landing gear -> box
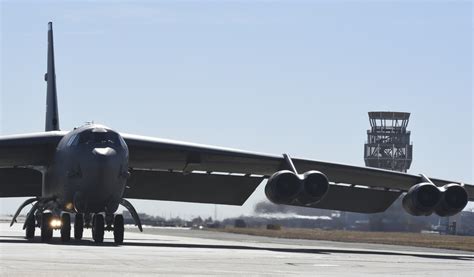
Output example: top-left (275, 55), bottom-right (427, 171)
top-left (113, 214), bottom-right (124, 244)
top-left (25, 215), bottom-right (35, 239)
top-left (92, 214), bottom-right (104, 243)
top-left (12, 198), bottom-right (143, 244)
top-left (74, 213), bottom-right (84, 240)
top-left (41, 212), bottom-right (53, 242)
top-left (84, 213), bottom-right (92, 228)
top-left (89, 213), bottom-right (124, 243)
top-left (60, 213), bottom-right (71, 242)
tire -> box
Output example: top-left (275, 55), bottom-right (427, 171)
top-left (74, 213), bottom-right (84, 240)
top-left (41, 213), bottom-right (53, 242)
top-left (60, 213), bottom-right (71, 242)
top-left (92, 214), bottom-right (104, 243)
top-left (113, 214), bottom-right (124, 244)
top-left (92, 215), bottom-right (96, 241)
top-left (25, 215), bottom-right (35, 239)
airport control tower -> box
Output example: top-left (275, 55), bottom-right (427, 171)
top-left (364, 111), bottom-right (413, 172)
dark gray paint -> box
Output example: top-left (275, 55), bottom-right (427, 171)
top-left (46, 124), bottom-right (129, 213)
top-left (125, 170), bottom-right (263, 205)
top-left (308, 185), bottom-right (401, 213)
top-left (0, 168), bottom-right (41, 197)
top-left (45, 22), bottom-right (59, 132)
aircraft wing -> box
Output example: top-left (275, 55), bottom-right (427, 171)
top-left (0, 168), bottom-right (42, 197)
top-left (122, 134), bottom-right (474, 212)
top-left (0, 131), bottom-right (66, 197)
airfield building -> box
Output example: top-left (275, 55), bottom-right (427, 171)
top-left (364, 111), bottom-right (413, 172)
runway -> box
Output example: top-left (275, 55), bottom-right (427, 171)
top-left (0, 223), bottom-right (472, 276)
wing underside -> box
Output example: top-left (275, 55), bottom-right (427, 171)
top-left (0, 132), bottom-right (65, 167)
top-left (0, 132), bottom-right (65, 198)
top-left (0, 168), bottom-right (42, 197)
top-left (122, 134), bottom-right (473, 212)
top-left (125, 170), bottom-right (263, 205)
top-left (308, 184), bottom-right (401, 213)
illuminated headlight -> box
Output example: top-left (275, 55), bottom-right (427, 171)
top-left (50, 218), bottom-right (62, 228)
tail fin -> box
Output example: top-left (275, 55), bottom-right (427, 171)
top-left (45, 22), bottom-right (60, 131)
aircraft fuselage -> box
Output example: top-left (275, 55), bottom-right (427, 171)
top-left (43, 124), bottom-right (129, 214)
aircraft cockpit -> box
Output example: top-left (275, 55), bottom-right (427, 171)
top-left (67, 128), bottom-right (127, 148)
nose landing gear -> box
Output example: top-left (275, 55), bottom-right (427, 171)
top-left (25, 215), bottom-right (35, 239)
top-left (113, 214), bottom-right (124, 244)
top-left (60, 213), bottom-right (71, 242)
top-left (40, 212), bottom-right (53, 242)
top-left (92, 214), bottom-right (104, 243)
top-left (39, 212), bottom-right (71, 242)
top-left (91, 213), bottom-right (124, 244)
top-left (12, 199), bottom-right (130, 244)
top-left (60, 212), bottom-right (125, 243)
top-left (74, 213), bottom-right (84, 240)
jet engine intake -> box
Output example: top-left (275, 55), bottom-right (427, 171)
top-left (297, 171), bottom-right (329, 205)
top-left (265, 170), bottom-right (330, 205)
top-left (434, 184), bottom-right (468, 217)
top-left (265, 170), bottom-right (301, 205)
top-left (402, 183), bottom-right (441, 216)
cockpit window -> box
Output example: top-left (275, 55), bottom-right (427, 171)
top-left (67, 134), bottom-right (79, 147)
top-left (78, 131), bottom-right (118, 145)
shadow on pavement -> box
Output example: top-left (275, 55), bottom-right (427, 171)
top-left (0, 235), bottom-right (472, 261)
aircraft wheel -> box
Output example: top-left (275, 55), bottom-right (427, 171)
top-left (92, 214), bottom-right (104, 243)
top-left (113, 214), bottom-right (124, 244)
top-left (60, 213), bottom-right (71, 242)
top-left (25, 215), bottom-right (35, 239)
top-left (41, 213), bottom-right (53, 242)
top-left (92, 215), bottom-right (96, 241)
top-left (74, 214), bottom-right (84, 240)
top-left (74, 213), bottom-right (84, 240)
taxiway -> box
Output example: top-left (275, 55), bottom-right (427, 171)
top-left (0, 223), bottom-right (472, 276)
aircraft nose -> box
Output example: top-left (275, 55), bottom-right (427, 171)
top-left (76, 146), bottom-right (123, 213)
top-left (92, 147), bottom-right (117, 157)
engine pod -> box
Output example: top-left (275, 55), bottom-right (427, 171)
top-left (297, 171), bottom-right (329, 205)
top-left (435, 184), bottom-right (468, 217)
top-left (402, 182), bottom-right (441, 216)
top-left (265, 170), bottom-right (302, 205)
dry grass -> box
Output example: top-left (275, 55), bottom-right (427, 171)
top-left (212, 227), bottom-right (474, 252)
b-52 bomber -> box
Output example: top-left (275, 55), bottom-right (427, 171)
top-left (1, 23), bottom-right (472, 243)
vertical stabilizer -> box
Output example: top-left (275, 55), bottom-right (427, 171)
top-left (45, 22), bottom-right (60, 131)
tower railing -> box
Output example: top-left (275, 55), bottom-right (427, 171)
top-left (364, 111), bottom-right (413, 173)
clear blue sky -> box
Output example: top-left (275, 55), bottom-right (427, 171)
top-left (1, 1), bottom-right (472, 219)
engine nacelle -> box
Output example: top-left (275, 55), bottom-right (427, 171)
top-left (402, 183), bottom-right (441, 216)
top-left (265, 170), bottom-right (330, 205)
top-left (265, 170), bottom-right (302, 205)
top-left (296, 171), bottom-right (329, 205)
top-left (434, 184), bottom-right (468, 217)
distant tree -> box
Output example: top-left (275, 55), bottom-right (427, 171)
top-left (234, 219), bottom-right (247, 228)
top-left (191, 216), bottom-right (204, 225)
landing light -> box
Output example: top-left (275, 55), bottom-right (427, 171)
top-left (50, 218), bottom-right (62, 228)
